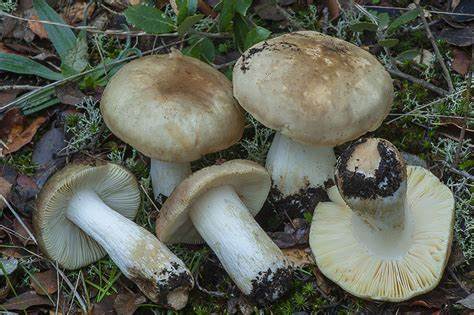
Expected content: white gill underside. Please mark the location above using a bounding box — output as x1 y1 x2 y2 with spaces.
150 159 192 197
67 190 191 306
266 132 336 196
309 167 454 301
189 185 287 295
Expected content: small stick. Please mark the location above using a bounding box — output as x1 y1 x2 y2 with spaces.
414 0 454 93
0 85 42 91
453 49 472 166
387 68 449 96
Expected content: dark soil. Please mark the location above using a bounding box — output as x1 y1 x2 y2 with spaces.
337 138 404 199
248 266 293 306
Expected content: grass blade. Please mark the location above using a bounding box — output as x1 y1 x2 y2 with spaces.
0 53 63 80
33 0 77 60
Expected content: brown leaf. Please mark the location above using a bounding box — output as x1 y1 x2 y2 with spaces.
1 291 52 310
63 1 96 24
312 266 332 296
0 247 24 259
27 14 48 39
0 90 19 107
452 48 472 76
56 82 86 105
114 292 146 315
0 42 17 54
30 270 58 295
91 294 116 315
0 177 12 210
326 0 341 20
282 248 314 267
0 108 47 156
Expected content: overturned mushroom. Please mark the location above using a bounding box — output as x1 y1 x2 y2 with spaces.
101 51 245 198
233 31 393 207
156 160 292 304
34 163 194 309
309 138 454 301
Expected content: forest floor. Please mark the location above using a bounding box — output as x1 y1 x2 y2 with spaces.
0 0 472 313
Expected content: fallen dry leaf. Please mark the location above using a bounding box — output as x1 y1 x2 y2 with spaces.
63 1 96 24
326 0 341 20
31 270 58 295
282 248 314 267
0 42 17 54
27 14 48 39
438 116 474 133
312 266 332 296
0 90 20 107
0 290 52 310
0 247 24 259
0 108 47 156
114 292 146 315
451 48 472 76
91 294 116 315
0 177 12 210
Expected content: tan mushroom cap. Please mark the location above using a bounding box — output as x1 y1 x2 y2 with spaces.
101 52 245 163
233 31 393 146
309 166 454 302
156 160 271 244
34 163 140 270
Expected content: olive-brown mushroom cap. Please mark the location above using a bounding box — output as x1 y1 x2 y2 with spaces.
233 31 393 146
156 160 271 244
34 164 140 269
101 52 245 163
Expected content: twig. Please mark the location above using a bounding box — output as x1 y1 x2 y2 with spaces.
414 0 454 93
0 11 230 38
195 276 226 298
448 267 471 295
0 85 42 91
387 68 449 96
0 39 184 113
453 50 472 166
386 88 466 124
212 59 237 69
362 5 474 17
444 162 474 180
0 195 88 311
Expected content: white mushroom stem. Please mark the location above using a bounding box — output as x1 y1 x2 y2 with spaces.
189 185 290 301
67 189 192 310
266 132 336 197
150 159 192 197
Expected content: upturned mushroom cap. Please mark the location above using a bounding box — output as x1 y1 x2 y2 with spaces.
156 160 271 244
34 164 140 269
233 31 393 146
101 51 245 163
309 166 454 301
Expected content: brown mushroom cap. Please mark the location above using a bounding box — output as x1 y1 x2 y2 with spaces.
156 160 271 244
233 31 393 146
34 164 140 269
101 52 245 163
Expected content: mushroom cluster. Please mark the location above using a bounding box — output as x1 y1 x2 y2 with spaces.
32 29 455 310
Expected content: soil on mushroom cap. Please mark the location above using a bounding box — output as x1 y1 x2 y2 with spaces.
337 139 404 199
247 266 293 305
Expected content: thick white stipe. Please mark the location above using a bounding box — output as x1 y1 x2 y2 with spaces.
67 190 191 309
189 185 287 297
266 132 336 196
150 159 192 197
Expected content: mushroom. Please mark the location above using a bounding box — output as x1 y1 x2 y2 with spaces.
156 160 292 304
309 138 454 301
233 31 393 202
101 51 245 198
34 163 194 309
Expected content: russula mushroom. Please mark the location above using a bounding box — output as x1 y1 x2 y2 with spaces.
233 31 393 202
101 51 245 198
309 138 454 301
156 160 292 304
34 163 194 309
